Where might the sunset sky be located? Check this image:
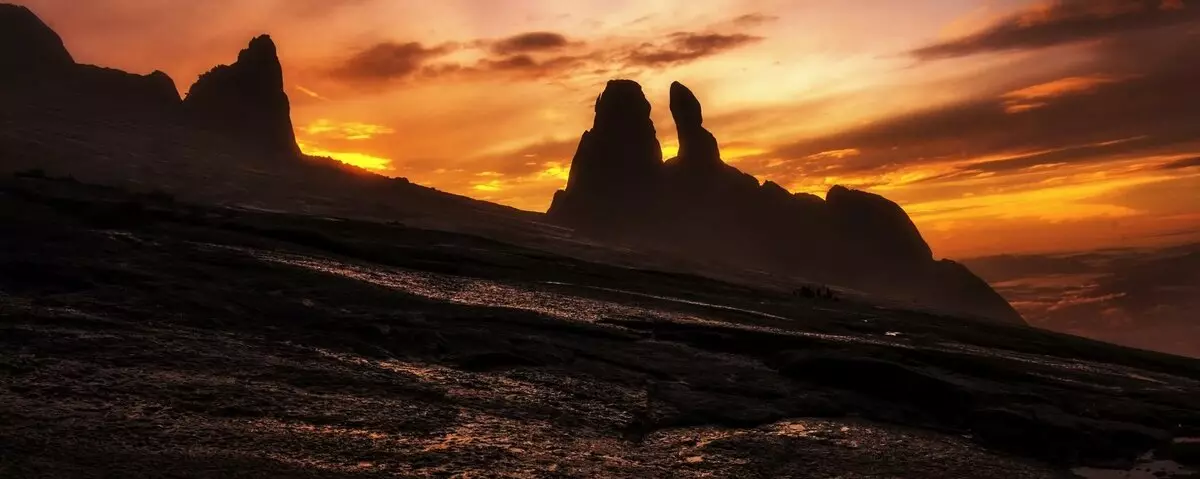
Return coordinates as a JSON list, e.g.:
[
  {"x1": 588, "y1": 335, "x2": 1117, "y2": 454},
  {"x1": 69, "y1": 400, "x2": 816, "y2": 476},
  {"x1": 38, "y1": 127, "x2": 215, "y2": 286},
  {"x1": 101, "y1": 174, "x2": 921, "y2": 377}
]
[{"x1": 14, "y1": 0, "x2": 1200, "y2": 259}]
